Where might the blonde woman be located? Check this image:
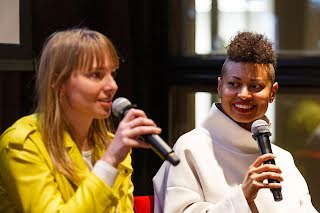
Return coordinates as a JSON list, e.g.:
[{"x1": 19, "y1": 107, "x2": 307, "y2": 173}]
[{"x1": 0, "y1": 28, "x2": 160, "y2": 212}]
